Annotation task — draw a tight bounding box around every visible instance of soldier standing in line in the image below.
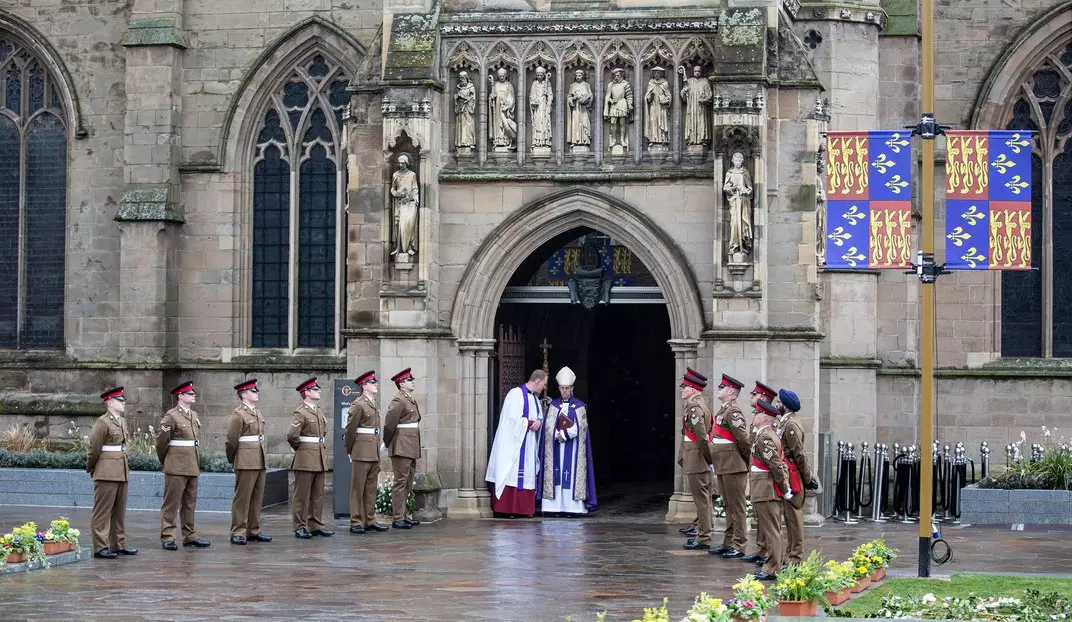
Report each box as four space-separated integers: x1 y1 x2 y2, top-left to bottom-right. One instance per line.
287 377 335 539
345 371 390 534
708 374 751 559
774 388 820 566
87 386 137 559
156 381 210 550
225 378 272 545
748 399 794 581
742 380 778 566
679 368 715 551
384 368 422 529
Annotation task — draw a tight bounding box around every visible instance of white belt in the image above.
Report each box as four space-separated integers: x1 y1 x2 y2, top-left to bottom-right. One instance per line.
356 428 378 434
298 436 324 443
683 436 694 443
750 465 766 472
238 435 263 443
712 438 735 445
396 423 418 429
101 445 124 452
169 440 197 447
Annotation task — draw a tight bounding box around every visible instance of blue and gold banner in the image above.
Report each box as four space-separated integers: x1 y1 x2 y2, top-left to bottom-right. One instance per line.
944 130 1033 270
825 131 913 269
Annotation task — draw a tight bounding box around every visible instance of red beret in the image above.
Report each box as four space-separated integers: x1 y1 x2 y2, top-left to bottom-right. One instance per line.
356 370 377 385
234 379 258 393
100 386 125 401
170 381 195 396
296 377 320 393
391 368 414 383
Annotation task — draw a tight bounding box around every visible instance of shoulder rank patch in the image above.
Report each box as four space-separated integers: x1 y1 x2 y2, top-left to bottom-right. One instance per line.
161 424 172 432
731 412 745 427
291 421 301 427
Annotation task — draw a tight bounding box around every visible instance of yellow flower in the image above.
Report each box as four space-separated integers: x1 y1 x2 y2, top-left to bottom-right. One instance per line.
858 566 868 574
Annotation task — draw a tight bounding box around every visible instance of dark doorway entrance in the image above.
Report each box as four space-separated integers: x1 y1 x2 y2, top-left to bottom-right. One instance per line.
491 227 675 513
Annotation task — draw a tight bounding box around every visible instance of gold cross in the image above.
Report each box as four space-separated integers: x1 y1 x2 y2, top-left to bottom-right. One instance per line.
539 338 552 375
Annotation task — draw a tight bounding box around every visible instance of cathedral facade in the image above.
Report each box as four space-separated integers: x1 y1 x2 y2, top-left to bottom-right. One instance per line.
1 0 1069 517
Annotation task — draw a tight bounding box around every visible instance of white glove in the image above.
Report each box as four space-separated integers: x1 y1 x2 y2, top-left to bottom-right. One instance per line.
783 491 794 501
378 442 388 456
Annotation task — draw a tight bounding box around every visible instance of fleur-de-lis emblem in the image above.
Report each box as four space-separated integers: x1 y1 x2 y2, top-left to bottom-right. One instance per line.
885 133 910 154
946 226 971 247
842 247 866 268
842 205 867 226
1005 175 1030 194
871 153 894 174
885 175 910 194
961 204 986 226
827 226 852 247
960 247 986 269
1005 133 1031 154
990 153 1014 175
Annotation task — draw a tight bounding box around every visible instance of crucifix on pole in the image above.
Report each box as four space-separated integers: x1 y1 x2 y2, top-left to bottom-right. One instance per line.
539 337 552 408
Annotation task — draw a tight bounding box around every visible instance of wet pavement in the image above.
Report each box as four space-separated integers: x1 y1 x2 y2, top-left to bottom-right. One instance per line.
1 496 1070 621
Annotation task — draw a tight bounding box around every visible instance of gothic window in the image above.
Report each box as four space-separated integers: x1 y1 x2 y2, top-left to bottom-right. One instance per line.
251 53 349 350
0 36 67 350
1000 45 1072 357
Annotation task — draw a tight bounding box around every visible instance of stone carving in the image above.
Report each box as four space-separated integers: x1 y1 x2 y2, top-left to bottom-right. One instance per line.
488 67 517 152
454 71 477 153
719 9 764 46
566 69 593 152
724 151 753 256
440 17 720 36
566 236 611 310
680 65 713 150
390 154 420 259
603 68 634 155
529 66 553 154
816 136 828 264
643 67 672 150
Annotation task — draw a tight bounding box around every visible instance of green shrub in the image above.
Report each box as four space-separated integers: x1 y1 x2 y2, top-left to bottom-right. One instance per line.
981 451 1072 491
0 449 235 473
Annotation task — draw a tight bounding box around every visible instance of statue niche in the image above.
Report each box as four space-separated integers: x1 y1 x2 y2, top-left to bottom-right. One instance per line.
389 148 420 264
723 150 754 261
566 236 612 310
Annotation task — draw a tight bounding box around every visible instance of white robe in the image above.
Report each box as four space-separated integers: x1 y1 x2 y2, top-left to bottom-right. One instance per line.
541 401 587 514
485 386 542 499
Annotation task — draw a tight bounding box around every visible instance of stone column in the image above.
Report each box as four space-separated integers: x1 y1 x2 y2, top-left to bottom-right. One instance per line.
665 338 699 522
453 338 495 518
114 1 186 405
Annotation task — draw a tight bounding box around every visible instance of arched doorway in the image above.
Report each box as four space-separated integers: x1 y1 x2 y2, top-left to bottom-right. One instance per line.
450 188 706 519
493 227 676 510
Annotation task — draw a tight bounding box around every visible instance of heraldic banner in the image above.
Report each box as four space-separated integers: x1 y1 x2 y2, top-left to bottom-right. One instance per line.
944 130 1033 270
825 130 913 269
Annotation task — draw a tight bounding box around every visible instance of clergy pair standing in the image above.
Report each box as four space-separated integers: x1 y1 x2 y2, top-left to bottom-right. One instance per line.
485 367 598 518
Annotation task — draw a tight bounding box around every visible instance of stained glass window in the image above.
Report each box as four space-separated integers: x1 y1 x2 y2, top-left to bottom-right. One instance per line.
251 53 348 350
0 36 67 350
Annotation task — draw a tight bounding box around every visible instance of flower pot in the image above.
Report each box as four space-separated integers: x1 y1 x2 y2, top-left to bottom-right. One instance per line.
777 600 818 616
6 551 26 564
870 567 886 581
44 541 66 555
851 577 871 593
824 588 850 605
66 541 76 552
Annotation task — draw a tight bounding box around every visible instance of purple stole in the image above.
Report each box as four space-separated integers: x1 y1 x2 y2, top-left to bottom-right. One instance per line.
517 384 532 487
553 397 578 490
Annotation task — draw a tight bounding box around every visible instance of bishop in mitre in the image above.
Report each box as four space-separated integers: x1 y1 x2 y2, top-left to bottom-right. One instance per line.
485 369 548 517
537 367 597 516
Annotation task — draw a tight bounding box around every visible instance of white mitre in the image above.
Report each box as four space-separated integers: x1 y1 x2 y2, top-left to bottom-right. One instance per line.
556 366 576 386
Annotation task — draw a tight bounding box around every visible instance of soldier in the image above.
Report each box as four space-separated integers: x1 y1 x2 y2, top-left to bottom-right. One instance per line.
742 380 777 566
384 368 421 529
774 388 820 565
287 377 335 539
87 386 137 559
679 368 715 551
708 374 751 559
748 399 794 581
225 378 272 545
157 381 210 550
345 371 390 534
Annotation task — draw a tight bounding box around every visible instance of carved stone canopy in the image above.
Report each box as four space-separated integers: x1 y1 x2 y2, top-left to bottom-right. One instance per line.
713 125 761 155
566 236 611 310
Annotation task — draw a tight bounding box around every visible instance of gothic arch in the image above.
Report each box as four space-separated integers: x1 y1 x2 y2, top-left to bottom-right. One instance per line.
450 188 706 341
0 9 85 138
971 2 1072 129
220 16 365 170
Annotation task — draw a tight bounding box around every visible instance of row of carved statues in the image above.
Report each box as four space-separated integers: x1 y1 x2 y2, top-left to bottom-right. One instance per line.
453 65 716 155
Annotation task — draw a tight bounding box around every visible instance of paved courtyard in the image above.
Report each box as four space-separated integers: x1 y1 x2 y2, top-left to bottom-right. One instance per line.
1 499 1071 621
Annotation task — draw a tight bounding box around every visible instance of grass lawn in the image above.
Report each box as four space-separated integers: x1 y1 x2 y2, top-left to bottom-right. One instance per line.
836 573 1072 617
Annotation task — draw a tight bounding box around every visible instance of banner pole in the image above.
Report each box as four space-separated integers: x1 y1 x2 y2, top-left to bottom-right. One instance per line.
918 0 936 578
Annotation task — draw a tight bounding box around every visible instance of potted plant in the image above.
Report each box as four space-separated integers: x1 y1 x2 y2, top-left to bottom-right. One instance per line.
683 592 731 622
725 575 773 622
634 597 670 622
862 537 897 580
848 552 873 592
43 517 80 554
2 521 45 565
770 551 824 616
820 560 855 605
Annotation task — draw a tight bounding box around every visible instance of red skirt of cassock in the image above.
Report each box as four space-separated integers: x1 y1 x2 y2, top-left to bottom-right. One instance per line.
488 484 536 516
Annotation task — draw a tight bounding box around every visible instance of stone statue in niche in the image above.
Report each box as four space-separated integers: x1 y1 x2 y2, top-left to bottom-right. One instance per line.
643 66 671 150
454 71 477 154
603 68 633 155
567 236 612 310
566 69 593 152
390 153 419 259
680 65 713 150
724 151 754 256
529 66 553 154
488 67 517 152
